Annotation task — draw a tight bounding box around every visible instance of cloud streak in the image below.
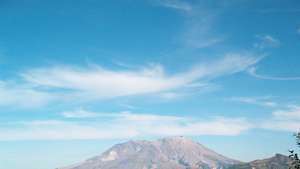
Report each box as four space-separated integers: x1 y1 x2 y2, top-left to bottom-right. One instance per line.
272 106 300 121
1 103 300 141
181 6 224 48
155 0 227 48
0 53 261 108
0 110 252 141
0 81 56 108
229 96 277 108
61 108 100 118
156 0 192 12
248 67 300 81
254 35 280 49
261 106 300 132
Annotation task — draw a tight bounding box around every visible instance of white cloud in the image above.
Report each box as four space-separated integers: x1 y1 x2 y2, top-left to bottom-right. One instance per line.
186 38 224 49
155 0 192 12
0 120 137 141
248 67 300 81
0 111 252 140
156 117 252 136
182 8 224 48
159 92 183 100
62 110 185 121
154 0 226 48
61 108 99 118
119 111 184 121
272 106 300 120
262 120 300 132
229 96 277 108
3 103 300 140
261 106 300 132
254 35 280 49
297 27 300 34
0 81 55 108
118 103 137 110
258 8 300 14
22 64 180 98
0 53 261 108
227 97 300 132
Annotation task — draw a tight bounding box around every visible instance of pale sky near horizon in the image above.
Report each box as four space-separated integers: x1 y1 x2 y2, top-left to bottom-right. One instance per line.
0 0 300 169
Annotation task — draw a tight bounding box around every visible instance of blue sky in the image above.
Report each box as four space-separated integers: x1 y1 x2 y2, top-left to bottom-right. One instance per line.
0 0 300 169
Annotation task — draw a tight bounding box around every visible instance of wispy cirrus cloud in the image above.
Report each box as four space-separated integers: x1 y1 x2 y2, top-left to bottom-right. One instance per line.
258 8 300 14
262 105 300 132
155 0 192 12
181 6 225 48
0 120 138 141
272 105 300 120
248 67 300 81
229 96 277 108
0 110 252 140
183 18 225 48
254 35 280 49
154 0 226 48
0 53 262 108
2 102 300 141
61 108 99 118
0 81 56 108
228 96 300 132
22 53 259 97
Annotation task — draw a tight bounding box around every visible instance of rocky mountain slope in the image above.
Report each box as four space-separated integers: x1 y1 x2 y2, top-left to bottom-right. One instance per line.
59 137 290 169
60 136 239 169
227 154 290 169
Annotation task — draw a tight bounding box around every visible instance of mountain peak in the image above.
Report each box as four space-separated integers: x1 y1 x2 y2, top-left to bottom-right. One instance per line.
274 153 286 158
159 136 194 143
60 137 239 169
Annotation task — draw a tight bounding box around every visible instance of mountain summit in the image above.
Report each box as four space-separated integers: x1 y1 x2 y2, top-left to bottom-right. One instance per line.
60 136 239 169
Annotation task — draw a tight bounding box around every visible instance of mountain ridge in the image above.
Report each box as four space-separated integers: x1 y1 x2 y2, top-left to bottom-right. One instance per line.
227 153 290 169
59 136 289 169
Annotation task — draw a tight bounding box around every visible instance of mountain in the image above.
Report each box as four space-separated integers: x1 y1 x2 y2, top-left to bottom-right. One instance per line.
227 154 290 169
59 136 239 169
59 137 290 169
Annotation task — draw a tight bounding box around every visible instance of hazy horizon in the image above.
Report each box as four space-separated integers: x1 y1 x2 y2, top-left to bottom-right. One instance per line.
0 0 300 169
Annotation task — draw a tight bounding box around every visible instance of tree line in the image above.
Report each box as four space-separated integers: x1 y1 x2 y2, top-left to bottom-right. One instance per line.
289 132 300 169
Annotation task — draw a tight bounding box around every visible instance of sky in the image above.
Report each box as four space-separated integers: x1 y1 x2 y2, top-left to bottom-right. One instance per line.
0 0 300 169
